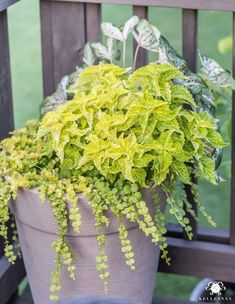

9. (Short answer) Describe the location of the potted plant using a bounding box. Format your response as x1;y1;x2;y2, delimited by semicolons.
0;17;231;304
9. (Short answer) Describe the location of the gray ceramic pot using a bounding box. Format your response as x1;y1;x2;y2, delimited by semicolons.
9;188;166;304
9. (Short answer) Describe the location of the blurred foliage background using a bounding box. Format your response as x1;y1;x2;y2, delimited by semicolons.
7;0;233;300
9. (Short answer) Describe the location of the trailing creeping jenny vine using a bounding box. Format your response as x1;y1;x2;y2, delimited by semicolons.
0;17;232;301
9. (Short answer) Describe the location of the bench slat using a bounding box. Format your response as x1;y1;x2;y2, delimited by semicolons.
43;0;235;12
0;10;14;140
133;5;148;68
0;0;19;12
159;237;235;282
40;0;86;97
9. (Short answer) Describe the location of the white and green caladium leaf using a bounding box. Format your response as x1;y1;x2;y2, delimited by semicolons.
101;22;124;41
83;42;96;66
122;16;139;40
159;36;188;70
107;37;121;62
132;19;161;52
91;42;110;61
199;51;235;89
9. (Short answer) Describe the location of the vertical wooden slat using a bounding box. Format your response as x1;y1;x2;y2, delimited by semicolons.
0;9;14;141
85;3;101;42
182;9;198;72
0;9;25;304
40;0;86;97
230;12;235;246
133;6;148;68
182;9;198;239
40;1;54;97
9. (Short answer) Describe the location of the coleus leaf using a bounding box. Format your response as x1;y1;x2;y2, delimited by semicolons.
196;156;217;184
132;19;161;52
171;161;191;184
171;84;195;107
101;22;124;41
134;153;155;168
131;168;146;186
206;129;228;148
83;42;96;66
122;16;139;40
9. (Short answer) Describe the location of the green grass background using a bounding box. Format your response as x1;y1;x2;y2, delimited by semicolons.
7;0;233;300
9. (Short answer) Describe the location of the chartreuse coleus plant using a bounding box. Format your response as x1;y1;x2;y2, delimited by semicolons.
0;17;230;301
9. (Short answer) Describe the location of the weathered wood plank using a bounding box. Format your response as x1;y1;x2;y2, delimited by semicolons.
0;0;19;12
182;9;198;72
182;9;198;240
166;224;230;244
85;3;101;42
0;10;14;140
0;257;26;304
159;237;235;282
40;1;54;97
133;6;148;68
40;0;86;97
230;12;235;246
44;0;235;12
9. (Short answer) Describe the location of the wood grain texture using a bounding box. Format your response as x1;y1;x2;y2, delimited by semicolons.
0;7;18;289
0;257;26;304
159;237;235;282
230;12;235;246
44;0;235;12
0;10;14;141
133;6;148;68
0;0;19;12
182;9;198;240
182;9;198;73
40;1;54;97
166;224;230;244
85;3;101;42
40;0;86;97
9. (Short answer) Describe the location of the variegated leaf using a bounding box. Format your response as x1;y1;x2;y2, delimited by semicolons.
132;19;160;52
83;42;96;66
123;16;139;40
107;38;121;62
91;42;110;61
199;51;235;89
101;22;124;41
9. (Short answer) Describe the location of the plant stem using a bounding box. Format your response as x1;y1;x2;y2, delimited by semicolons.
123;41;126;67
133;44;140;70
